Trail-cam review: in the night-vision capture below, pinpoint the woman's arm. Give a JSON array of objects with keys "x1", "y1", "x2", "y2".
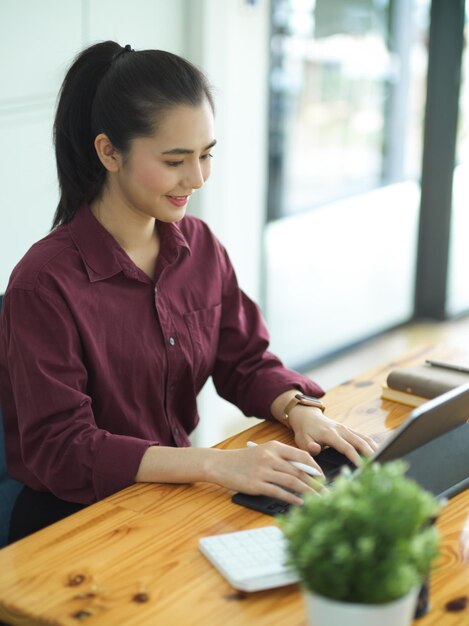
[
  {"x1": 134, "y1": 386, "x2": 379, "y2": 505},
  {"x1": 135, "y1": 386, "x2": 378, "y2": 505},
  {"x1": 135, "y1": 440, "x2": 324, "y2": 506}
]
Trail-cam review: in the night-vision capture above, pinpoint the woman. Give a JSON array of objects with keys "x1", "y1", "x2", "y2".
[{"x1": 0, "y1": 41, "x2": 376, "y2": 542}]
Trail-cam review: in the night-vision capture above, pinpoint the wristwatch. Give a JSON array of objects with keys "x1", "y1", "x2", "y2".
[{"x1": 283, "y1": 393, "x2": 326, "y2": 424}]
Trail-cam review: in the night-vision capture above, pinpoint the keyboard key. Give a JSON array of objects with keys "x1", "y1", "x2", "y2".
[{"x1": 199, "y1": 526, "x2": 299, "y2": 592}]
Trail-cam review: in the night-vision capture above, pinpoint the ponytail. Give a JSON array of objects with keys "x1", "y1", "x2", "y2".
[
  {"x1": 53, "y1": 41, "x2": 121, "y2": 227},
  {"x1": 52, "y1": 41, "x2": 213, "y2": 228}
]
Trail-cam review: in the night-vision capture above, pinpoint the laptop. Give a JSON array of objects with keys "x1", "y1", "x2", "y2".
[{"x1": 232, "y1": 382, "x2": 469, "y2": 515}]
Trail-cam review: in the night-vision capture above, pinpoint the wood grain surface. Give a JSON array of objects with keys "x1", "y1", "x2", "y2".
[{"x1": 0, "y1": 344, "x2": 468, "y2": 625}]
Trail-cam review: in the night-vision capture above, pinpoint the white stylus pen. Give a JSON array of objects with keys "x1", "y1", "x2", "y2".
[{"x1": 246, "y1": 441, "x2": 322, "y2": 477}]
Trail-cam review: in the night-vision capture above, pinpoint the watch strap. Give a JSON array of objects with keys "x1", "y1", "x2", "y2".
[{"x1": 283, "y1": 393, "x2": 325, "y2": 422}]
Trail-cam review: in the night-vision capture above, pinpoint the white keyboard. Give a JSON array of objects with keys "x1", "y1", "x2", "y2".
[{"x1": 199, "y1": 526, "x2": 299, "y2": 592}]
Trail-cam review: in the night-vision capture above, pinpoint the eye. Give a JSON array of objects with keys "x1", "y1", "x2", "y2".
[
  {"x1": 200, "y1": 153, "x2": 213, "y2": 161},
  {"x1": 165, "y1": 160, "x2": 184, "y2": 167}
]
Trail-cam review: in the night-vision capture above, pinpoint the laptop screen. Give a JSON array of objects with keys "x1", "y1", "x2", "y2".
[
  {"x1": 400, "y1": 422, "x2": 469, "y2": 498},
  {"x1": 373, "y1": 382, "x2": 469, "y2": 498}
]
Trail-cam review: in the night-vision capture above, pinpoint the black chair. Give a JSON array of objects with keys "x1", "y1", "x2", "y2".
[{"x1": 0, "y1": 294, "x2": 23, "y2": 547}]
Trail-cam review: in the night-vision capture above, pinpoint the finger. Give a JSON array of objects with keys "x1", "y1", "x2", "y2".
[
  {"x1": 270, "y1": 462, "x2": 317, "y2": 494},
  {"x1": 302, "y1": 439, "x2": 322, "y2": 456},
  {"x1": 274, "y1": 441, "x2": 324, "y2": 476},
  {"x1": 348, "y1": 428, "x2": 379, "y2": 453},
  {"x1": 262, "y1": 482, "x2": 306, "y2": 506},
  {"x1": 328, "y1": 423, "x2": 375, "y2": 457},
  {"x1": 341, "y1": 444, "x2": 362, "y2": 467},
  {"x1": 324, "y1": 433, "x2": 362, "y2": 466},
  {"x1": 308, "y1": 475, "x2": 329, "y2": 493},
  {"x1": 290, "y1": 459, "x2": 324, "y2": 478},
  {"x1": 292, "y1": 430, "x2": 322, "y2": 455},
  {"x1": 338, "y1": 427, "x2": 376, "y2": 457},
  {"x1": 275, "y1": 471, "x2": 328, "y2": 497},
  {"x1": 249, "y1": 453, "x2": 326, "y2": 501},
  {"x1": 289, "y1": 455, "x2": 324, "y2": 477}
]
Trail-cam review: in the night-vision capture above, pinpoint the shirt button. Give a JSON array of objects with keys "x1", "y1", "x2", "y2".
[
  {"x1": 174, "y1": 427, "x2": 180, "y2": 436},
  {"x1": 154, "y1": 286, "x2": 158, "y2": 293},
  {"x1": 169, "y1": 337, "x2": 176, "y2": 346}
]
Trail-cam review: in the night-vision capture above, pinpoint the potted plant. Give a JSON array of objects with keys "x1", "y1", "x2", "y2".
[{"x1": 279, "y1": 460, "x2": 440, "y2": 626}]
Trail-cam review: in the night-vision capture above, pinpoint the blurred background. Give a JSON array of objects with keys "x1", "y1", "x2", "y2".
[{"x1": 1, "y1": 0, "x2": 468, "y2": 446}]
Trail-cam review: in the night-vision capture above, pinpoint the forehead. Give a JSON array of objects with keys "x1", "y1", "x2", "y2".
[{"x1": 151, "y1": 100, "x2": 215, "y2": 148}]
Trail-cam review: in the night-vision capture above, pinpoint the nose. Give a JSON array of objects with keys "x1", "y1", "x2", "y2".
[{"x1": 185, "y1": 162, "x2": 205, "y2": 190}]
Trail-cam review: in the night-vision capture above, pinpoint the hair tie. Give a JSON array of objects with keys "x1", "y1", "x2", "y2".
[{"x1": 112, "y1": 44, "x2": 134, "y2": 62}]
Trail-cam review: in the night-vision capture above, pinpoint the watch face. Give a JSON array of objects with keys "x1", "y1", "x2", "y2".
[
  {"x1": 297, "y1": 394, "x2": 320, "y2": 402},
  {"x1": 295, "y1": 394, "x2": 325, "y2": 409}
]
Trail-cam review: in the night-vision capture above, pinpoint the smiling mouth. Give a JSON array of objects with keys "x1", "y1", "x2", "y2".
[{"x1": 166, "y1": 195, "x2": 190, "y2": 207}]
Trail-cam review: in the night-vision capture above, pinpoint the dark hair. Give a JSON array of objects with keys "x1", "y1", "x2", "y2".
[{"x1": 52, "y1": 41, "x2": 214, "y2": 227}]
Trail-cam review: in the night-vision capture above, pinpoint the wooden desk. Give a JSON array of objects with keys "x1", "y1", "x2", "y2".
[{"x1": 0, "y1": 344, "x2": 468, "y2": 626}]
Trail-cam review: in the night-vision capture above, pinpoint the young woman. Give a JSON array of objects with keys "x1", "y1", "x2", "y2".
[{"x1": 0, "y1": 41, "x2": 376, "y2": 542}]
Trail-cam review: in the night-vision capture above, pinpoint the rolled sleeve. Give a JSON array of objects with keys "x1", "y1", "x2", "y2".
[
  {"x1": 212, "y1": 246, "x2": 324, "y2": 421},
  {"x1": 236, "y1": 367, "x2": 324, "y2": 422},
  {"x1": 92, "y1": 434, "x2": 157, "y2": 500}
]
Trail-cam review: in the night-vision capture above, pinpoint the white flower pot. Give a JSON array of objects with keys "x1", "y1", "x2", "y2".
[{"x1": 304, "y1": 587, "x2": 420, "y2": 626}]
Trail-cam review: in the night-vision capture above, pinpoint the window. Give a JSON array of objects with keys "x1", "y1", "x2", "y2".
[
  {"x1": 268, "y1": 0, "x2": 430, "y2": 220},
  {"x1": 265, "y1": 0, "x2": 431, "y2": 368}
]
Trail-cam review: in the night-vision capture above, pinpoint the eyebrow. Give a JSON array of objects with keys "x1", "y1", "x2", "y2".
[{"x1": 161, "y1": 139, "x2": 217, "y2": 155}]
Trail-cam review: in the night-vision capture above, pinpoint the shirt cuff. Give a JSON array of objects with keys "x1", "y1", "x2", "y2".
[
  {"x1": 245, "y1": 371, "x2": 325, "y2": 422},
  {"x1": 92, "y1": 433, "x2": 159, "y2": 500}
]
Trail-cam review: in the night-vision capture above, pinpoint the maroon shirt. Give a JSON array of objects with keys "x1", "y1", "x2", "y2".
[{"x1": 0, "y1": 205, "x2": 323, "y2": 504}]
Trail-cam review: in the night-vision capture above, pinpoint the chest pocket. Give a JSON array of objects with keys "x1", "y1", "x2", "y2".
[{"x1": 184, "y1": 304, "x2": 222, "y2": 388}]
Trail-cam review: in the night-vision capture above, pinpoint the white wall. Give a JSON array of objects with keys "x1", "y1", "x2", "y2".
[
  {"x1": 0, "y1": 0, "x2": 81, "y2": 291},
  {"x1": 85, "y1": 0, "x2": 186, "y2": 50},
  {"x1": 0, "y1": 0, "x2": 187, "y2": 292}
]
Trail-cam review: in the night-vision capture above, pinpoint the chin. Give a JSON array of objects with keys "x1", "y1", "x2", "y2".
[{"x1": 158, "y1": 207, "x2": 188, "y2": 223}]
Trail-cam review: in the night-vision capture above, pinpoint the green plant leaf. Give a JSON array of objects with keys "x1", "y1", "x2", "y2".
[{"x1": 278, "y1": 460, "x2": 440, "y2": 603}]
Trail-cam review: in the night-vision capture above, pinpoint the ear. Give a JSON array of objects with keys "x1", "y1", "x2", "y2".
[{"x1": 94, "y1": 133, "x2": 122, "y2": 173}]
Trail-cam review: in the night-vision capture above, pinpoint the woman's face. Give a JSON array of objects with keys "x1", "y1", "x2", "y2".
[{"x1": 109, "y1": 99, "x2": 215, "y2": 223}]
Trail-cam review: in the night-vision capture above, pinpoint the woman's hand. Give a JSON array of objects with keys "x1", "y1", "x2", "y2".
[
  {"x1": 288, "y1": 406, "x2": 378, "y2": 466},
  {"x1": 207, "y1": 440, "x2": 324, "y2": 506}
]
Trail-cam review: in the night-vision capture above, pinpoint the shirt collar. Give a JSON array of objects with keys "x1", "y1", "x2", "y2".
[
  {"x1": 68, "y1": 205, "x2": 191, "y2": 283},
  {"x1": 158, "y1": 219, "x2": 192, "y2": 265}
]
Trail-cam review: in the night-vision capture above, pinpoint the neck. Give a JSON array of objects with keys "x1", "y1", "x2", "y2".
[
  {"x1": 91, "y1": 189, "x2": 160, "y2": 280},
  {"x1": 91, "y1": 195, "x2": 157, "y2": 252}
]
